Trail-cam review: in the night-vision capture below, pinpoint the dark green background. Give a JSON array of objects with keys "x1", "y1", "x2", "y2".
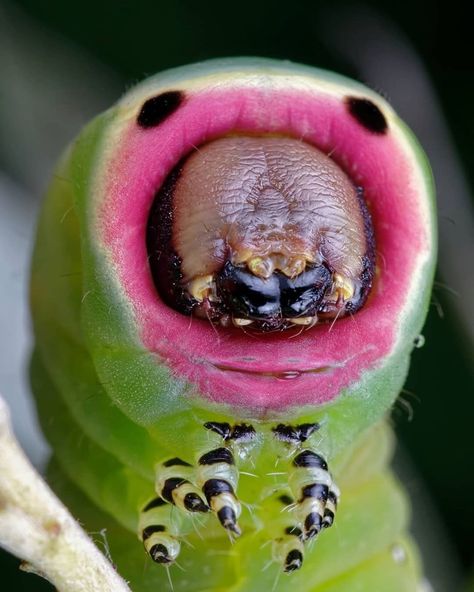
[{"x1": 1, "y1": 0, "x2": 472, "y2": 589}]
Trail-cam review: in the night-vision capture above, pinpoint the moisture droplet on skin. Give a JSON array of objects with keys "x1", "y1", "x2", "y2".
[{"x1": 147, "y1": 135, "x2": 375, "y2": 331}]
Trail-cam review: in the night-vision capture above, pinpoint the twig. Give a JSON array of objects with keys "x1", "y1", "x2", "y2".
[{"x1": 0, "y1": 395, "x2": 131, "y2": 591}]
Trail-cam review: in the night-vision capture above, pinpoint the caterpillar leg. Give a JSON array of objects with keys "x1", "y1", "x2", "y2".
[
  {"x1": 322, "y1": 482, "x2": 340, "y2": 529},
  {"x1": 272, "y1": 494, "x2": 305, "y2": 573},
  {"x1": 155, "y1": 457, "x2": 209, "y2": 513},
  {"x1": 140, "y1": 456, "x2": 210, "y2": 566},
  {"x1": 290, "y1": 449, "x2": 337, "y2": 540},
  {"x1": 195, "y1": 422, "x2": 256, "y2": 536},
  {"x1": 196, "y1": 444, "x2": 242, "y2": 535},
  {"x1": 138, "y1": 496, "x2": 181, "y2": 564},
  {"x1": 273, "y1": 423, "x2": 340, "y2": 541}
]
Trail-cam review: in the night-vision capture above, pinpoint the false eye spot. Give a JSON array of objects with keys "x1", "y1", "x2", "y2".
[
  {"x1": 137, "y1": 90, "x2": 184, "y2": 128},
  {"x1": 346, "y1": 96, "x2": 388, "y2": 134}
]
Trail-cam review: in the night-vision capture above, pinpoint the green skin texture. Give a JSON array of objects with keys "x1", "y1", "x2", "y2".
[{"x1": 30, "y1": 58, "x2": 437, "y2": 591}]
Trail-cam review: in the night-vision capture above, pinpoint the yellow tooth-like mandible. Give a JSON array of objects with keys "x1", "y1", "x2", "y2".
[
  {"x1": 289, "y1": 317, "x2": 317, "y2": 326},
  {"x1": 188, "y1": 274, "x2": 215, "y2": 301},
  {"x1": 330, "y1": 273, "x2": 355, "y2": 303},
  {"x1": 248, "y1": 256, "x2": 275, "y2": 279},
  {"x1": 233, "y1": 318, "x2": 254, "y2": 327},
  {"x1": 280, "y1": 256, "x2": 307, "y2": 278}
]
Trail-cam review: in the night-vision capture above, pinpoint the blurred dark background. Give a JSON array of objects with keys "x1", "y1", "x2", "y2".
[{"x1": 0, "y1": 1, "x2": 472, "y2": 590}]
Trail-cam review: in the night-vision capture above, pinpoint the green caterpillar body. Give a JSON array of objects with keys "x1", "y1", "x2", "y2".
[{"x1": 30, "y1": 58, "x2": 436, "y2": 591}]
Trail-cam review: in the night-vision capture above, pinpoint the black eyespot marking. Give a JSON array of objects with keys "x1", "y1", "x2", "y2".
[
  {"x1": 142, "y1": 497, "x2": 167, "y2": 512},
  {"x1": 137, "y1": 90, "x2": 184, "y2": 128},
  {"x1": 142, "y1": 525, "x2": 166, "y2": 541},
  {"x1": 346, "y1": 96, "x2": 388, "y2": 134},
  {"x1": 163, "y1": 457, "x2": 191, "y2": 467}
]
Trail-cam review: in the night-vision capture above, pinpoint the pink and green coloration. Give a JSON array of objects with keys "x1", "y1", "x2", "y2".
[{"x1": 30, "y1": 58, "x2": 436, "y2": 591}]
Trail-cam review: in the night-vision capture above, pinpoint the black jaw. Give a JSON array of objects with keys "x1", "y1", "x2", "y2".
[{"x1": 215, "y1": 261, "x2": 332, "y2": 329}]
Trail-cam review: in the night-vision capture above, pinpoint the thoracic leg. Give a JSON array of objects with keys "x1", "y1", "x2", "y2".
[
  {"x1": 141, "y1": 421, "x2": 339, "y2": 571},
  {"x1": 272, "y1": 423, "x2": 340, "y2": 542},
  {"x1": 142, "y1": 455, "x2": 210, "y2": 565},
  {"x1": 196, "y1": 446, "x2": 241, "y2": 534},
  {"x1": 271, "y1": 493, "x2": 306, "y2": 572},
  {"x1": 288, "y1": 449, "x2": 340, "y2": 540},
  {"x1": 195, "y1": 421, "x2": 257, "y2": 536},
  {"x1": 138, "y1": 496, "x2": 182, "y2": 564},
  {"x1": 155, "y1": 457, "x2": 209, "y2": 513}
]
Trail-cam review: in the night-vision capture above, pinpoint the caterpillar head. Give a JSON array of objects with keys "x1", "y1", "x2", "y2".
[
  {"x1": 147, "y1": 134, "x2": 374, "y2": 331},
  {"x1": 42, "y1": 59, "x2": 435, "y2": 452}
]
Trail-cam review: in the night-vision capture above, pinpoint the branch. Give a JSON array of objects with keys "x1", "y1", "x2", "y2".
[{"x1": 0, "y1": 395, "x2": 131, "y2": 592}]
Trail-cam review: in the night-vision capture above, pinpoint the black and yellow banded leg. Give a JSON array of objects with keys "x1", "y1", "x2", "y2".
[
  {"x1": 322, "y1": 483, "x2": 340, "y2": 528},
  {"x1": 273, "y1": 526, "x2": 305, "y2": 573},
  {"x1": 288, "y1": 449, "x2": 339, "y2": 540},
  {"x1": 196, "y1": 445, "x2": 241, "y2": 535},
  {"x1": 272, "y1": 422, "x2": 339, "y2": 542},
  {"x1": 195, "y1": 421, "x2": 257, "y2": 536},
  {"x1": 272, "y1": 494, "x2": 306, "y2": 573},
  {"x1": 155, "y1": 457, "x2": 209, "y2": 514},
  {"x1": 138, "y1": 496, "x2": 181, "y2": 565}
]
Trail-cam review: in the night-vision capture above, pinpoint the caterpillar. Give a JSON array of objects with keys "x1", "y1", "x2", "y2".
[{"x1": 30, "y1": 57, "x2": 436, "y2": 591}]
